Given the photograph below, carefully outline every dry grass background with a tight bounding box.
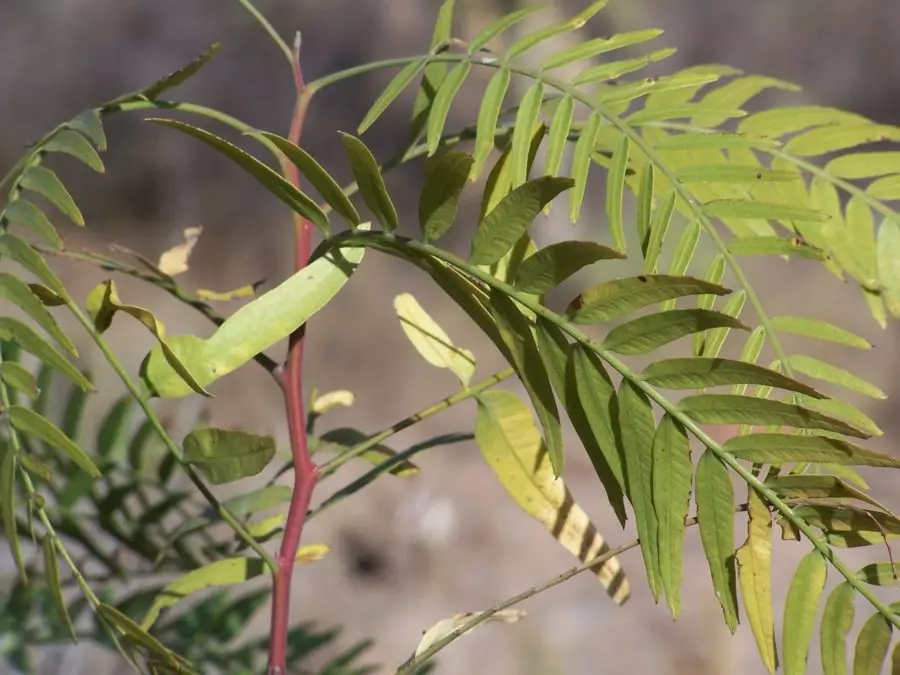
[2,1,900,673]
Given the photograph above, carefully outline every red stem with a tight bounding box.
[268,43,318,675]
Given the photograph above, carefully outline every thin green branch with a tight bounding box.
[327,231,900,630]
[316,367,515,478]
[233,0,295,68]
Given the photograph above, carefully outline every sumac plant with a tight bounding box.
[2,1,900,673]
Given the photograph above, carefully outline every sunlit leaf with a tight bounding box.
[513,241,623,294]
[157,226,202,277]
[787,354,885,399]
[877,217,900,317]
[475,390,629,603]
[506,0,610,59]
[358,57,428,134]
[603,308,747,355]
[654,132,781,152]
[821,582,855,675]
[703,199,826,223]
[852,611,892,675]
[728,236,828,260]
[642,357,823,396]
[543,28,663,69]
[468,4,548,52]
[676,165,799,184]
[567,275,731,324]
[738,106,868,137]
[857,563,900,586]
[419,150,473,242]
[737,489,777,673]
[469,176,574,265]
[9,406,100,477]
[867,175,900,200]
[573,48,676,85]
[628,105,745,126]
[394,292,475,386]
[183,428,276,485]
[415,610,526,657]
[771,316,871,349]
[782,550,826,675]
[786,124,900,156]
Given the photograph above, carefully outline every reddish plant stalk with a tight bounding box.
[268,43,318,675]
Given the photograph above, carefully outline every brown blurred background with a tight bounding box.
[2,1,900,674]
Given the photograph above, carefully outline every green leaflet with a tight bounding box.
[694,75,801,126]
[541,29,663,70]
[821,582,855,675]
[569,112,601,222]
[826,151,900,179]
[703,199,826,223]
[358,57,428,134]
[394,292,475,386]
[636,164,654,257]
[511,83,544,188]
[0,234,69,299]
[1,200,62,249]
[664,222,701,309]
[644,190,676,274]
[728,236,828,260]
[42,129,105,173]
[543,94,574,178]
[567,274,731,324]
[797,395,882,438]
[573,48,676,85]
[618,379,660,602]
[506,0,611,59]
[149,119,329,236]
[0,273,76,356]
[877,217,900,317]
[88,279,208,398]
[97,397,134,460]
[8,406,100,478]
[318,427,420,477]
[18,166,84,225]
[698,290,746,358]
[785,124,900,156]
[471,69,511,180]
[652,414,691,619]
[602,308,748,355]
[141,236,366,398]
[679,395,870,438]
[0,362,39,399]
[645,63,741,108]
[338,133,399,232]
[410,0,455,143]
[488,290,563,476]
[183,428,275,485]
[568,343,627,521]
[695,449,739,632]
[782,551,827,675]
[853,611,893,675]
[170,485,293,544]
[141,43,220,99]
[627,105,745,126]
[606,136,630,252]
[789,505,900,548]
[641,357,823,397]
[1,445,26,582]
[676,164,799,184]
[867,175,900,200]
[857,563,900,586]
[65,108,107,151]
[42,535,78,642]
[426,61,472,157]
[513,241,623,295]
[737,489,778,674]
[787,354,886,399]
[474,389,630,604]
[98,604,184,670]
[469,176,574,265]
[601,73,720,106]
[770,315,871,349]
[467,4,547,53]
[419,150,473,242]
[738,106,869,137]
[764,475,886,511]
[255,131,361,226]
[653,132,781,152]
[844,195,879,289]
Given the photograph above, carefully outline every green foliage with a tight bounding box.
[4,1,900,673]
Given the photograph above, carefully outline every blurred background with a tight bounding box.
[2,1,900,673]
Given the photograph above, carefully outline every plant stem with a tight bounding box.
[268,39,318,675]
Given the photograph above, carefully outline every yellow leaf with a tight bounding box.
[158,225,203,276]
[246,514,284,539]
[196,283,261,302]
[474,390,629,604]
[737,488,778,673]
[394,293,476,385]
[310,389,355,415]
[415,609,526,657]
[295,543,330,562]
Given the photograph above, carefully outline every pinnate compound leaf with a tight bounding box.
[142,237,366,398]
[618,380,660,602]
[150,119,329,235]
[42,536,78,642]
[695,449,739,632]
[426,61,472,157]
[9,406,100,477]
[358,58,428,134]
[256,132,361,225]
[489,291,563,476]
[42,129,105,173]
[642,357,823,397]
[782,550,827,675]
[183,428,276,485]
[0,272,77,356]
[18,166,83,225]
[419,150,473,242]
[567,275,731,324]
[680,395,870,438]
[853,610,893,675]
[513,241,623,295]
[469,176,574,265]
[394,292,475,386]
[603,309,748,355]
[821,582,855,675]
[474,390,629,604]
[736,489,778,673]
[652,415,691,619]
[787,354,886,399]
[1,199,63,249]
